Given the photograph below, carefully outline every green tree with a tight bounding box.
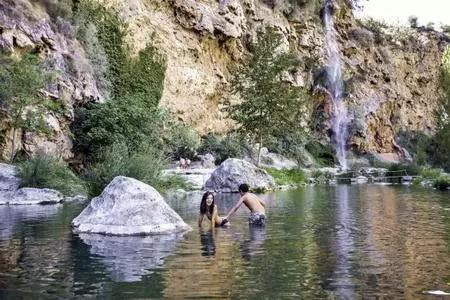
[0,53,53,162]
[224,26,308,166]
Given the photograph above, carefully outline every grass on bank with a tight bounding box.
[265,168,306,186]
[16,155,87,196]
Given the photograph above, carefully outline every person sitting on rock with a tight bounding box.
[198,191,230,228]
[224,183,267,226]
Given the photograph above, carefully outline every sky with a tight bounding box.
[357,0,450,27]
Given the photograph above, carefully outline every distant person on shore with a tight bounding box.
[179,157,187,169]
[224,183,267,226]
[198,191,230,228]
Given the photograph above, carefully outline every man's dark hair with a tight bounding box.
[238,183,249,193]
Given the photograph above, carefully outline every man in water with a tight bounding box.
[224,183,267,226]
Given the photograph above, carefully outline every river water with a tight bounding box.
[0,185,449,299]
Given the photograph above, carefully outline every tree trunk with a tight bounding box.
[10,127,16,163]
[257,135,262,167]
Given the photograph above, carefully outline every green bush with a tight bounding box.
[305,140,337,167]
[265,168,306,185]
[157,175,193,193]
[198,132,251,164]
[433,175,450,191]
[397,130,432,166]
[17,155,87,196]
[87,142,166,196]
[386,163,421,176]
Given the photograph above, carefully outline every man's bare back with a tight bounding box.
[224,183,267,226]
[241,192,266,214]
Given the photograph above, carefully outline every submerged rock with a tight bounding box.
[204,158,276,193]
[72,176,191,235]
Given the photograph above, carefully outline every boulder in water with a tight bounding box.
[204,158,276,192]
[0,188,64,205]
[72,176,191,235]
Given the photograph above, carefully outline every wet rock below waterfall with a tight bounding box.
[204,158,276,192]
[72,176,191,235]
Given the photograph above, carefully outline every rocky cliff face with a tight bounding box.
[0,0,448,162]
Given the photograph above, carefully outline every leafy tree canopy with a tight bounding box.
[224,26,309,165]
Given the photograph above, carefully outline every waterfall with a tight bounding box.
[323,0,350,170]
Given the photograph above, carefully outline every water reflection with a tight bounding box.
[240,225,266,260]
[0,187,448,299]
[329,185,356,299]
[199,228,216,256]
[0,205,61,240]
[78,232,184,282]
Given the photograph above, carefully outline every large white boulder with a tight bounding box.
[72,176,191,235]
[204,158,276,193]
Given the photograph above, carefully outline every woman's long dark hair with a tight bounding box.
[200,191,214,215]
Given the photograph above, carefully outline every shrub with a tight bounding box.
[87,142,166,196]
[433,175,450,191]
[265,168,306,185]
[305,140,337,167]
[397,130,432,166]
[198,132,251,164]
[17,155,86,196]
[157,175,193,193]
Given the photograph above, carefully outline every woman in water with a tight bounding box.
[198,191,230,227]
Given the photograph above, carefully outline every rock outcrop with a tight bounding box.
[72,176,191,235]
[204,158,276,192]
[0,0,448,162]
[0,1,101,161]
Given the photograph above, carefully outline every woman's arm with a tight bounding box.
[198,214,204,227]
[211,205,218,228]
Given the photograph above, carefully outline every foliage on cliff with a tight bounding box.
[0,52,54,161]
[224,26,309,166]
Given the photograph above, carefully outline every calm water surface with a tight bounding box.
[0,185,449,299]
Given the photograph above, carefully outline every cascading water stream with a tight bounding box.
[323,0,350,170]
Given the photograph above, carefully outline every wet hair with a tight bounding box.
[238,183,249,193]
[200,191,215,215]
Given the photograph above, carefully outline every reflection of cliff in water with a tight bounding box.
[78,233,184,282]
[0,205,62,273]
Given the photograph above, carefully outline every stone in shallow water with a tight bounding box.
[0,188,64,205]
[72,176,191,235]
[204,158,276,193]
